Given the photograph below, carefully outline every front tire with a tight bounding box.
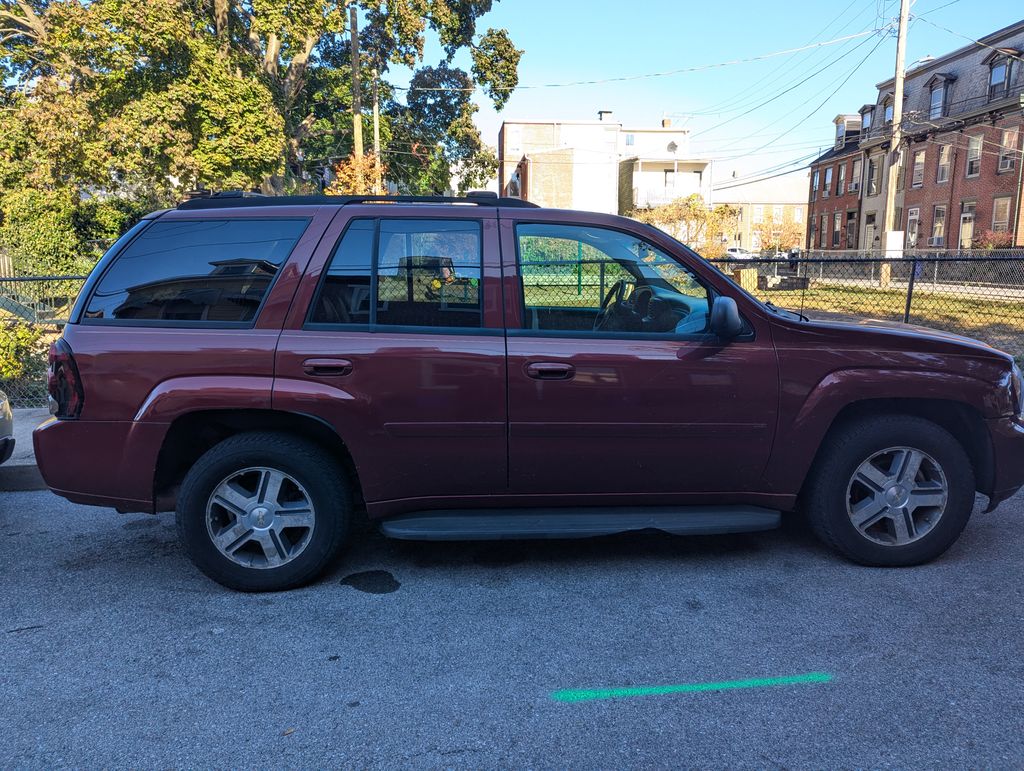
[176,432,351,591]
[804,415,975,566]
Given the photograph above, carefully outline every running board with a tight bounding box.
[379,505,780,541]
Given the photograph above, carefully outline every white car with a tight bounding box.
[0,389,13,465]
[726,247,756,260]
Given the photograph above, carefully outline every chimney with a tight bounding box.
[662,118,671,128]
[597,110,613,122]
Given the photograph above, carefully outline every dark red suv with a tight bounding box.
[33,192,1024,591]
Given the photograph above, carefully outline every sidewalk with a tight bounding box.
[0,408,50,491]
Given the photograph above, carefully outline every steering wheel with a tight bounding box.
[593,279,632,331]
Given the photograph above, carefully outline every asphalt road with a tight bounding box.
[3,490,1024,768]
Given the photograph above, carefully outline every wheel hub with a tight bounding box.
[883,484,910,508]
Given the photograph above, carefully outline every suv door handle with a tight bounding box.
[526,362,575,380]
[302,357,353,377]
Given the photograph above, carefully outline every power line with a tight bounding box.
[910,15,1024,65]
[692,0,884,117]
[393,27,890,92]
[702,32,891,163]
[689,30,889,140]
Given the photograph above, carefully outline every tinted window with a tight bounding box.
[310,218,482,329]
[310,220,374,324]
[517,223,710,336]
[84,218,308,323]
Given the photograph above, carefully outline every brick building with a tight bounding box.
[806,19,1024,250]
[808,115,864,250]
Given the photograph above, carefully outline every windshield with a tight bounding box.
[638,222,807,321]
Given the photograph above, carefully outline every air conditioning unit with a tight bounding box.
[928,236,944,247]
[848,182,860,193]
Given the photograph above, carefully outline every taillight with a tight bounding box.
[47,338,84,419]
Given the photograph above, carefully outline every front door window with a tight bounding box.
[517,223,711,336]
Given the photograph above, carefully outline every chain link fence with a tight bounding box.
[3,251,1023,407]
[709,250,1024,357]
[0,277,87,408]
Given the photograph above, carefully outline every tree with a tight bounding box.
[751,212,804,253]
[630,195,740,259]
[0,0,522,272]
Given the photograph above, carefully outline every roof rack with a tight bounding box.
[176,190,539,210]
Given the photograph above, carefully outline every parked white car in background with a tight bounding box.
[726,247,756,260]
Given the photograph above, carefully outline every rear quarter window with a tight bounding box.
[83,218,309,325]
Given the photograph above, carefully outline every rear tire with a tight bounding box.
[804,414,975,566]
[176,431,351,591]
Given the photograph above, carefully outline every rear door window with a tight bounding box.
[309,218,482,329]
[83,218,309,324]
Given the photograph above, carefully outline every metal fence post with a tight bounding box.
[903,257,918,324]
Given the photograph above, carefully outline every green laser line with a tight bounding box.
[551,672,833,703]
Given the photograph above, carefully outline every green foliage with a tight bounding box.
[0,0,521,273]
[0,323,47,381]
[0,189,88,276]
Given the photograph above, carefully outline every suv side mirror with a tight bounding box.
[710,296,743,340]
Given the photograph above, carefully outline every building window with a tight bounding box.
[837,163,846,195]
[929,85,947,120]
[625,133,635,146]
[820,215,828,248]
[966,135,982,177]
[794,208,803,224]
[773,205,783,222]
[960,201,976,249]
[861,110,872,132]
[850,158,862,192]
[823,167,833,198]
[867,157,880,196]
[906,208,920,248]
[989,58,1011,101]
[836,122,846,148]
[937,143,951,183]
[832,212,841,248]
[896,152,906,192]
[753,205,764,224]
[993,196,1012,232]
[932,205,946,246]
[999,128,1018,173]
[912,150,925,188]
[811,169,819,201]
[884,102,893,124]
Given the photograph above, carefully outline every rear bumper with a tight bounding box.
[33,418,166,513]
[986,416,1024,510]
[0,435,14,465]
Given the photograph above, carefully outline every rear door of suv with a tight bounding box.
[275,206,507,507]
[499,209,780,499]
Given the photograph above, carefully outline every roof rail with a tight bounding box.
[176,191,539,210]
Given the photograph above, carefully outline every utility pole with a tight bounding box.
[349,6,364,190]
[881,0,911,253]
[372,67,382,194]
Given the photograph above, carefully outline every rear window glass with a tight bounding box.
[83,218,308,324]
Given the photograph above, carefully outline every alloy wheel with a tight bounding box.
[846,446,948,546]
[205,466,316,569]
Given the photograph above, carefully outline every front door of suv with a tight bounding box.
[500,216,779,499]
[275,208,507,507]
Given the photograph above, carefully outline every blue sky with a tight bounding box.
[399,0,1020,182]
